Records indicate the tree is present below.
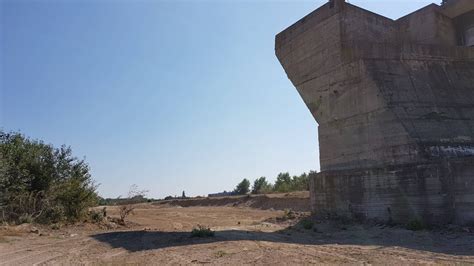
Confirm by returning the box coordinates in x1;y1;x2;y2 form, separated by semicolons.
291;173;309;191
234;178;250;195
274;172;292;192
251;177;272;194
0;130;98;224
0;153;8;212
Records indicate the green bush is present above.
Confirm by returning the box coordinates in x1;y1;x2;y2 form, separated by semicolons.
191;225;215;237
37;205;64;224
89;210;104;223
51;223;60;230
215;250;228;258
0;131;98;224
277;209;297;221
284;209;296;220
301;219;314;230
18;213;33;224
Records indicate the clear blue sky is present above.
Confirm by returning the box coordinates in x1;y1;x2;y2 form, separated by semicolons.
1;0;435;198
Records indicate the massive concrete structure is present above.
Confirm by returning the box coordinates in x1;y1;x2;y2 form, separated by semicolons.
276;0;474;225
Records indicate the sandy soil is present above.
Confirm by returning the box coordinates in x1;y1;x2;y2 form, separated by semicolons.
1;197;473;265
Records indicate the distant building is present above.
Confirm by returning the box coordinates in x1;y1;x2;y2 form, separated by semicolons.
208;191;236;197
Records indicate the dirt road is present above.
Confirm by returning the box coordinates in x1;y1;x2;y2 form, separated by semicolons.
1;201;473;265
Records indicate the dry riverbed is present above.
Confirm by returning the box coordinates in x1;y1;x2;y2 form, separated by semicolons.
1;197;473;265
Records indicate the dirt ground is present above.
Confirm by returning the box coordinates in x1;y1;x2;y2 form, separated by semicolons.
1;195;474;265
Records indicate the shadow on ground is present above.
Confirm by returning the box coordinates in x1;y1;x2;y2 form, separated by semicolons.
92;223;474;256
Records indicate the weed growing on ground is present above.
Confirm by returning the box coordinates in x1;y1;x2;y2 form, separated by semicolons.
50;223;60;230
277;209;296;221
215;250;228;257
18;214;33;224
191;225;215;237
89;210;104;223
301;219;314;230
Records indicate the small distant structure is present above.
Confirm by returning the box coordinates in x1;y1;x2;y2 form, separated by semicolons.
208;190;236;198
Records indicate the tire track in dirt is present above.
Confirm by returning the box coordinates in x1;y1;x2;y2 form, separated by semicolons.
32;254;64;266
0;250;63;266
372;246;474;264
0;238;74;259
0;236;93;265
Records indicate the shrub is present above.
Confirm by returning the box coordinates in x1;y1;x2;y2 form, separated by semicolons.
191;225;215;237
277;209;297;221
37;205;65;224
51;223;60;230
5;191;45;223
18;213;33;224
301;219;314;230
55;178;98;222
117;185;148;225
0;131;98;224
284;209;296;220
89;210;104;223
118;205;134;225
215;250;228;257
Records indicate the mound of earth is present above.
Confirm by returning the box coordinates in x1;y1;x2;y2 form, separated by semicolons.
156;191;310;212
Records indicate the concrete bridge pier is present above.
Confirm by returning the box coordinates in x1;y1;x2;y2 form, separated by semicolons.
276;0;474;225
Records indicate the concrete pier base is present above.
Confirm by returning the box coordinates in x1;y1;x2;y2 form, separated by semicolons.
310;158;474;225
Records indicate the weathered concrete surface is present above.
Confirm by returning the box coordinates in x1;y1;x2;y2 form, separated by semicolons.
309;158;474;225
276;0;474;225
